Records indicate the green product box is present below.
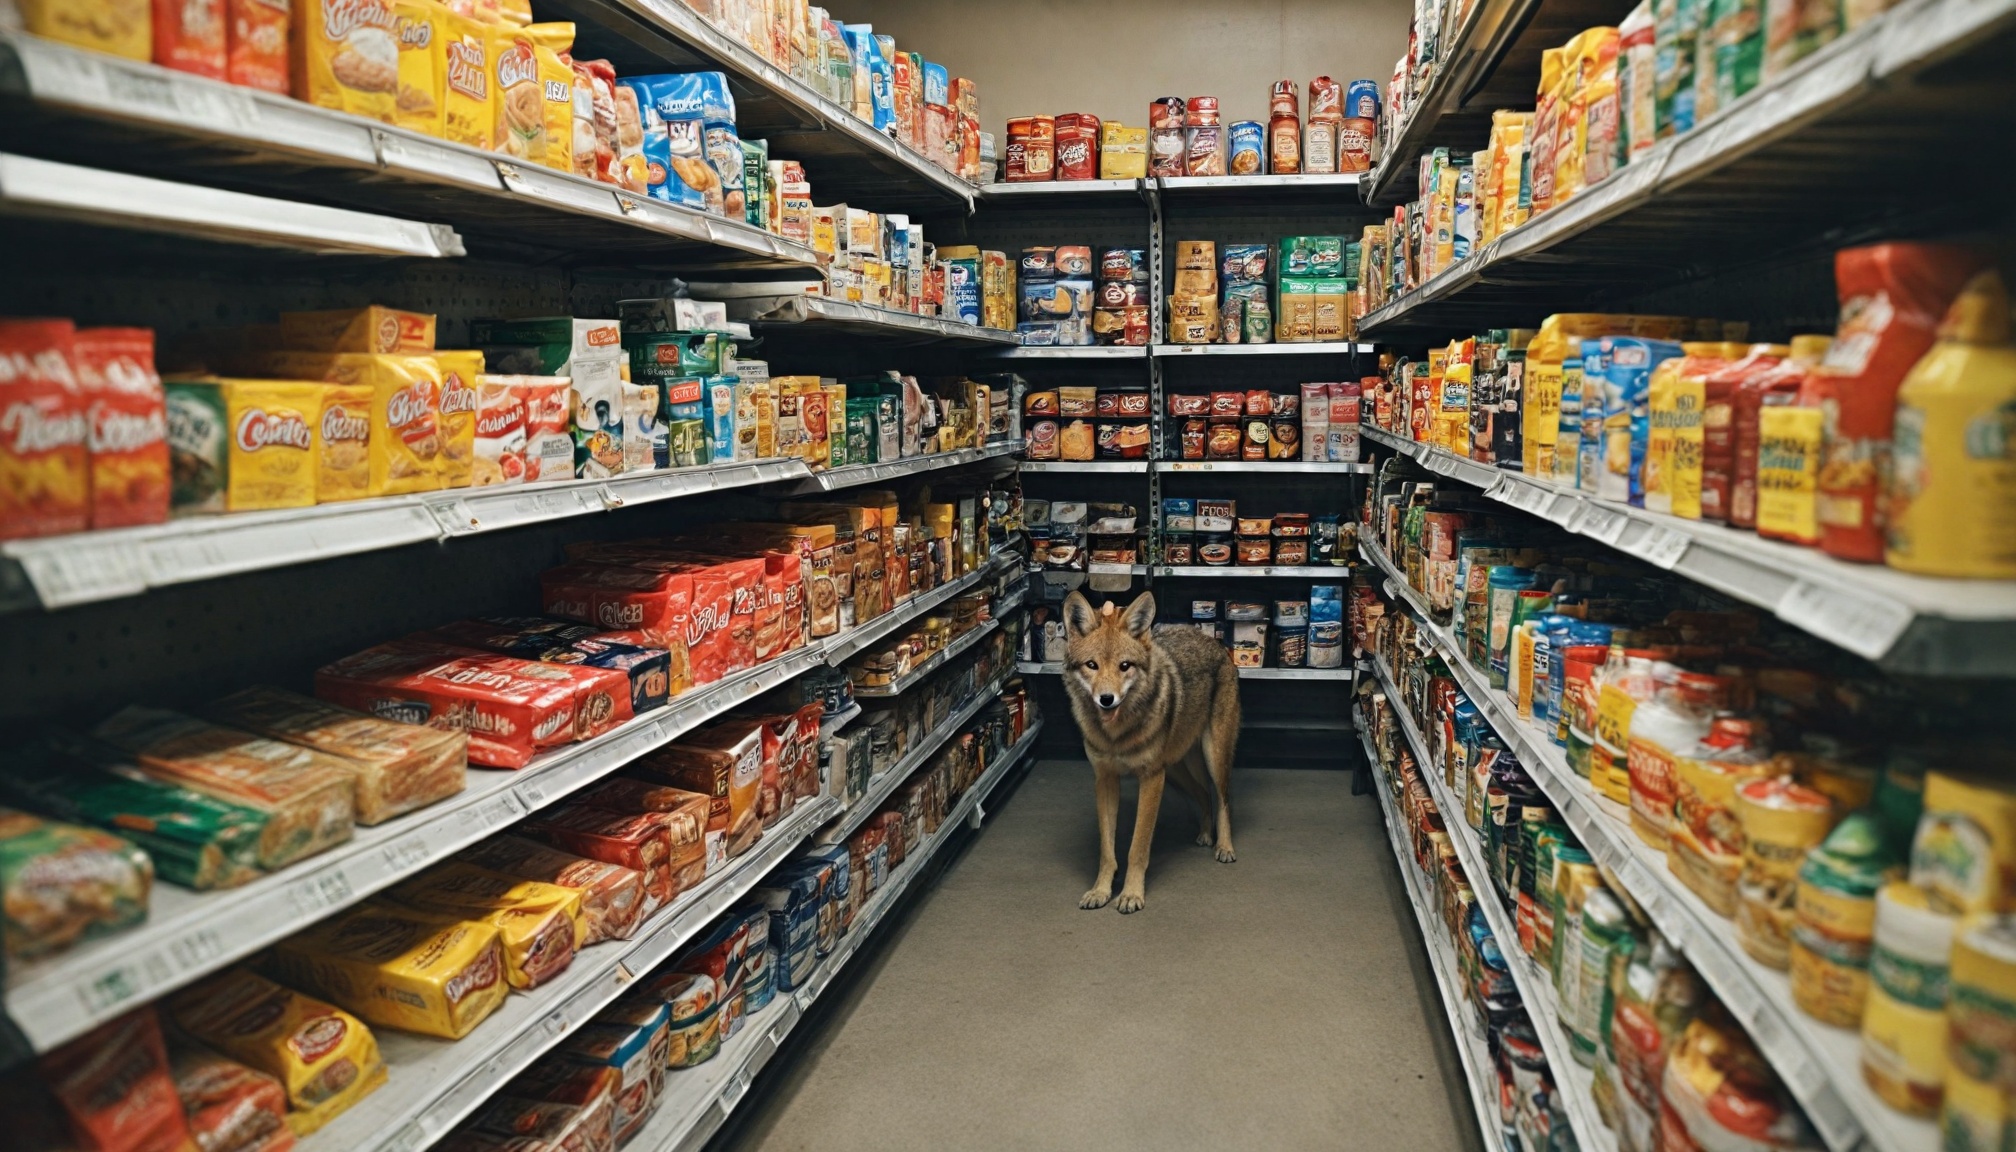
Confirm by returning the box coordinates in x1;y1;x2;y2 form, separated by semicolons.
626;331;723;380
844;397;879;464
743;138;769;230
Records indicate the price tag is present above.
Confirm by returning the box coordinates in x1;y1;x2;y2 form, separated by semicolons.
1641;527;1691;569
517;779;551;809
1579;504;1628;545
78;966;144;1015
542;1010;571;1038
1543;494;1581;527
382;1123;427;1152
1776;579;1913;661
283;868;355;918
380;839;431;874
424;497;479;536
166;927;226;971
15;541;149;607
103;66;182;121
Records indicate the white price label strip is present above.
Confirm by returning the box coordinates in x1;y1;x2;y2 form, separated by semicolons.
1776;579;1914;661
1641;527;1691;569
14;540;149;607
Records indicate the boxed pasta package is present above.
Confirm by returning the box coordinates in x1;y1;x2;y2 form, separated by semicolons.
168;968;388;1136
267;353;446;496
266;903;509;1039
455;834;649;945
381;862;585;989
207;686;467;825
91;706;356;870
278;307;436;355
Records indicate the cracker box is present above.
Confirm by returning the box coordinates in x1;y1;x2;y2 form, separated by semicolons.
270;352;445;495
391;0;443;137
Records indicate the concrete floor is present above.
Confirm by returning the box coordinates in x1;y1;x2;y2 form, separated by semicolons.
711;758;1482;1152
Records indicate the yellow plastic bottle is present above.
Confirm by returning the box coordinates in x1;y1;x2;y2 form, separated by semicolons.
1886;269;2016;577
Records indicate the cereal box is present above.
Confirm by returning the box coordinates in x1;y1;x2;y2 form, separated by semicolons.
155;0;227;78
227;0;290;93
291;0;401;124
0;319;90;539
74;327;169;530
434;349;481;488
316;381;373;502
280;306;435;355
439;11;492;150
270;353;443;495
472;375;528;487
391;0;443;136
19;0;150;60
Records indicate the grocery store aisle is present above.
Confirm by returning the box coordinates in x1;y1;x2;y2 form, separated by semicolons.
715;757;1479;1152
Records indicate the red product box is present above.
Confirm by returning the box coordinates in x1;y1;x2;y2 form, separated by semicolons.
540;564;694;650
522;803;679;912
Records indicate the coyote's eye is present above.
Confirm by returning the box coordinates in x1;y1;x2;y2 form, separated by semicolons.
1119;661;1132;672
1083;659;1098;671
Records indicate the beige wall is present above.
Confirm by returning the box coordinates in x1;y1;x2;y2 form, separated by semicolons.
839;0;1414;145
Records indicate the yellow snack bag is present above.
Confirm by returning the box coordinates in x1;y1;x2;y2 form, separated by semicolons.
292;0;402;124
440;11;494;150
495;0;529;23
382;862;584;989
167;967;388;1135
434;349;482;488
492;28;547;164
317;381;374;502
201;379;322;512
18;0;150;59
392;0;444;136
270;353;445;496
525;23;577;175
1756;403;1823;545
267;903;510;1040
1670;367;1707;520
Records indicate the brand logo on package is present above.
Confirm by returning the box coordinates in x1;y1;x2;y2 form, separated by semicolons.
323;0;394;40
321;405;370;443
236;408;312;452
585;325;621;348
2;398;88;452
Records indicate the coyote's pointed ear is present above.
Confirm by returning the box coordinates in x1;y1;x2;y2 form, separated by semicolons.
1121;591;1156;639
1062;590;1099;639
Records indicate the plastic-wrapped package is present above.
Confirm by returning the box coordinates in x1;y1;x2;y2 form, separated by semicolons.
170;1042;296;1152
455;835;649;945
0;807;151;958
206;687;467;826
380;863;584;990
265;903;508;1039
167;968;387;1136
39;1009;194;1152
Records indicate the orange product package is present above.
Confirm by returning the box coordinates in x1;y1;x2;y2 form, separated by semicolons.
291;0;402;123
227;0;291;93
154;0;228;78
170;1043;294;1152
166;968;386;1136
683;563;736;685
540;563;694;649
316;380;373;502
434;349;480;488
392;0;444;136
0;318;89;540
279;306;436;354
74;327;170;530
517;376;573;482
270;352;444;496
1805;242;1988;562
492;29;547;165
439;10;493;150
40;1009;197;1152
472;375;527;487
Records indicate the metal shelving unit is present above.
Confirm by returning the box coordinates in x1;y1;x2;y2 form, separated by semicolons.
734;294;1020;346
1013;661;1351;682
1357;0;2016;338
1154;461;1374;474
1;445;1021;614
1358;534;1933;1152
991;345;1148;360
1150;565;1352;579
0;32;825;269
1150;342;1377;357
825;668;1016;842
634;718;1043;1152
849;618;1001;700
1361;426;2016;673
1018;461;1150;473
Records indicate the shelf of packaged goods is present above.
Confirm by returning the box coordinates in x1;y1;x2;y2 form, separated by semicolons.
1018;461;1150;473
1152;565;1353;579
990;345;1149;360
822;549;1020;666
980;178;1148;202
824;669;1016;843
1359;425;2016;675
0;455;871;614
736;295;1021;345
1009;660;1345;681
297;793;839;1152
1356;0;2016;338
0;642;833;1054
780;440;1023;494
636;718;1042;1152
817;702;862;738
1357;533;1930;1152
0;151;463;257
848;617;1001;700
1356;712;1520;1152
1360;668;1616;1152
544;0;974;214
1154;460;1375;474
1151;342;1377;358
0;33;827;269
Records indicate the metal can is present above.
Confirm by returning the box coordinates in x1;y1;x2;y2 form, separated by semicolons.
1229;121;1264;175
